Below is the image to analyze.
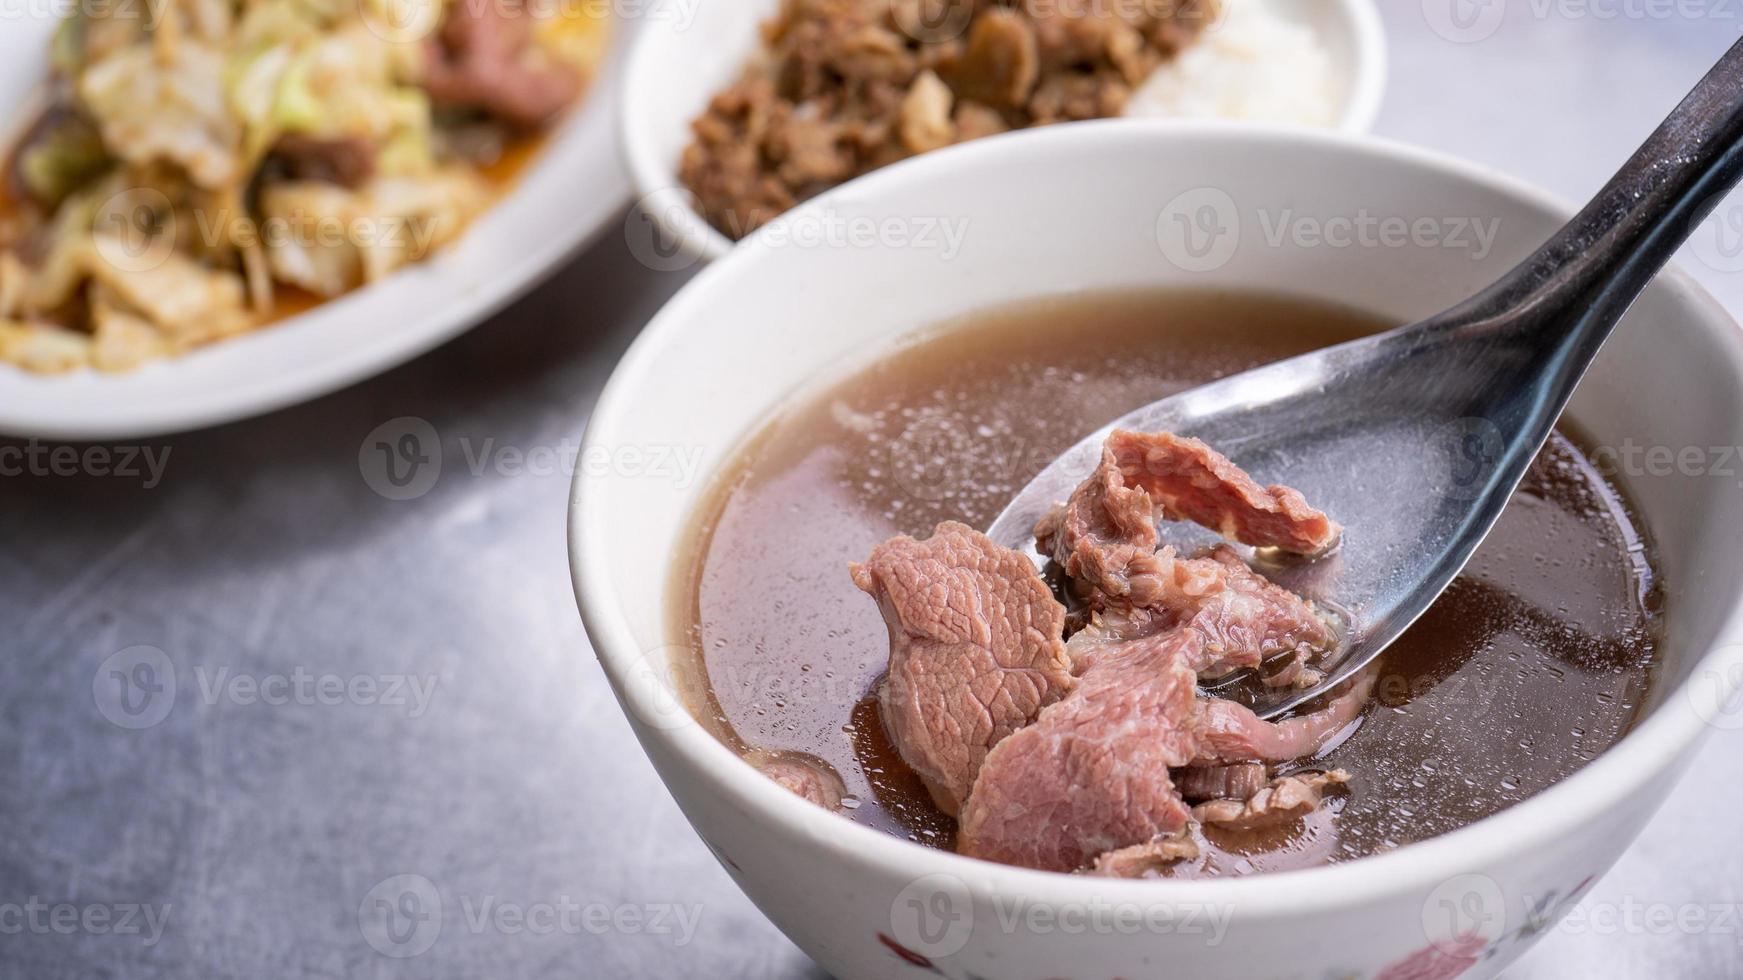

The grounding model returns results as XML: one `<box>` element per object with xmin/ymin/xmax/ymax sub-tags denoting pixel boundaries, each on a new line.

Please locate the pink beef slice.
<box><xmin>1193</xmin><ymin>668</ymin><xmax>1377</xmax><ymax>765</ymax></box>
<box><xmin>957</xmin><ymin>629</ymin><xmax>1202</xmax><ymax>873</ymax></box>
<box><xmin>850</xmin><ymin>521</ymin><xmax>1075</xmax><ymax>816</ymax></box>
<box><xmin>1106</xmin><ymin>429</ymin><xmax>1341</xmax><ymax>555</ymax></box>
<box><xmin>1193</xmin><ymin>770</ymin><xmax>1349</xmax><ymax>832</ymax></box>
<box><xmin>1058</xmin><ymin>544</ymin><xmax>1331</xmax><ymax>681</ymax></box>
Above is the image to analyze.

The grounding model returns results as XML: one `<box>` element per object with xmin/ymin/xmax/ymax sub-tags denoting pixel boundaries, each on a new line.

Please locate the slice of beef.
<box><xmin>851</xmin><ymin>521</ymin><xmax>1074</xmax><ymax>816</ymax></box>
<box><xmin>1193</xmin><ymin>669</ymin><xmax>1376</xmax><ymax>765</ymax></box>
<box><xmin>423</xmin><ymin>0</ymin><xmax>582</xmax><ymax>129</ymax></box>
<box><xmin>745</xmin><ymin>749</ymin><xmax>846</xmax><ymax>811</ymax></box>
<box><xmin>1193</xmin><ymin>769</ymin><xmax>1349</xmax><ymax>832</ymax></box>
<box><xmin>1184</xmin><ymin>546</ymin><xmax>1333</xmax><ymax>683</ymax></box>
<box><xmin>1055</xmin><ymin>543</ymin><xmax>1331</xmax><ymax>682</ymax></box>
<box><xmin>1090</xmin><ymin>827</ymin><xmax>1200</xmax><ymax>877</ymax></box>
<box><xmin>1034</xmin><ymin>443</ymin><xmax>1168</xmax><ymax>604</ymax></box>
<box><xmin>1106</xmin><ymin>429</ymin><xmax>1341</xmax><ymax>555</ymax></box>
<box><xmin>1175</xmin><ymin>761</ymin><xmax>1269</xmax><ymax>803</ymax></box>
<box><xmin>957</xmin><ymin>629</ymin><xmax>1200</xmax><ymax>872</ymax></box>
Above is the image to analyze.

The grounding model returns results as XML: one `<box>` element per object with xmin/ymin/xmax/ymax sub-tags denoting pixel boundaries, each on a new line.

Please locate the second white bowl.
<box><xmin>620</xmin><ymin>0</ymin><xmax>1389</xmax><ymax>264</ymax></box>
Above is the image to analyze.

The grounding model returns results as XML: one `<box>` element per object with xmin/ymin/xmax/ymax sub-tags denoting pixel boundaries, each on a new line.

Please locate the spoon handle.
<box><xmin>1440</xmin><ymin>35</ymin><xmax>1743</xmax><ymax>373</ymax></box>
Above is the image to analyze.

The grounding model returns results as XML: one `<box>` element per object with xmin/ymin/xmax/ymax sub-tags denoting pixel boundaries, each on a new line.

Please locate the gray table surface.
<box><xmin>5</xmin><ymin>6</ymin><xmax>1742</xmax><ymax>979</ymax></box>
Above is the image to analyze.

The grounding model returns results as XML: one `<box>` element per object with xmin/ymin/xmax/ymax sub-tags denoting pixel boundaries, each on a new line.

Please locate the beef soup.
<box><xmin>670</xmin><ymin>289</ymin><xmax>1663</xmax><ymax>877</ymax></box>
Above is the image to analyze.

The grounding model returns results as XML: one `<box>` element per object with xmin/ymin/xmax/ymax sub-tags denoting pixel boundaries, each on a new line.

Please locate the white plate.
<box><xmin>0</xmin><ymin>18</ymin><xmax>633</xmax><ymax>441</ymax></box>
<box><xmin>620</xmin><ymin>0</ymin><xmax>1388</xmax><ymax>265</ymax></box>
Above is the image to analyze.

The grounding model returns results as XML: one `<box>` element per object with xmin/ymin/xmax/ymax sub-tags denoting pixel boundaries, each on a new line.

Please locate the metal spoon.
<box><xmin>988</xmin><ymin>37</ymin><xmax>1743</xmax><ymax>720</ymax></box>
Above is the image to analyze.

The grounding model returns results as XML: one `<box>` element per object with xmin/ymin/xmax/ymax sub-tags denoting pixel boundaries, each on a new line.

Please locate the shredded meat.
<box><xmin>1194</xmin><ymin>769</ymin><xmax>1350</xmax><ymax>832</ymax></box>
<box><xmin>851</xmin><ymin>521</ymin><xmax>1074</xmax><ymax>816</ymax></box>
<box><xmin>680</xmin><ymin>0</ymin><xmax>1219</xmax><ymax>238</ymax></box>
<box><xmin>1175</xmin><ymin>761</ymin><xmax>1269</xmax><ymax>803</ymax></box>
<box><xmin>1091</xmin><ymin>827</ymin><xmax>1201</xmax><ymax>877</ymax></box>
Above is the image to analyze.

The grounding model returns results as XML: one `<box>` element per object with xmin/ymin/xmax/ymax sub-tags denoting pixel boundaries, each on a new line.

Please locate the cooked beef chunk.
<box><xmin>851</xmin><ymin>521</ymin><xmax>1074</xmax><ymax>816</ymax></box>
<box><xmin>746</xmin><ymin>750</ymin><xmax>847</xmax><ymax>810</ymax></box>
<box><xmin>679</xmin><ymin>0</ymin><xmax>1219</xmax><ymax>238</ymax></box>
<box><xmin>1034</xmin><ymin>443</ymin><xmax>1174</xmax><ymax>605</ymax></box>
<box><xmin>423</xmin><ymin>0</ymin><xmax>582</xmax><ymax>129</ymax></box>
<box><xmin>1039</xmin><ymin>436</ymin><xmax>1333</xmax><ymax>681</ymax></box>
<box><xmin>1175</xmin><ymin>761</ymin><xmax>1269</xmax><ymax>803</ymax></box>
<box><xmin>1184</xmin><ymin>546</ymin><xmax>1333</xmax><ymax>683</ymax></box>
<box><xmin>1105</xmin><ymin>429</ymin><xmax>1342</xmax><ymax>555</ymax></box>
<box><xmin>1192</xmin><ymin>670</ymin><xmax>1376</xmax><ymax>765</ymax></box>
<box><xmin>958</xmin><ymin>629</ymin><xmax>1201</xmax><ymax>872</ymax></box>
<box><xmin>1193</xmin><ymin>769</ymin><xmax>1349</xmax><ymax>832</ymax></box>
<box><xmin>1090</xmin><ymin>827</ymin><xmax>1201</xmax><ymax>878</ymax></box>
<box><xmin>851</xmin><ymin>428</ymin><xmax>1367</xmax><ymax>874</ymax></box>
<box><xmin>267</xmin><ymin>134</ymin><xmax>375</xmax><ymax>189</ymax></box>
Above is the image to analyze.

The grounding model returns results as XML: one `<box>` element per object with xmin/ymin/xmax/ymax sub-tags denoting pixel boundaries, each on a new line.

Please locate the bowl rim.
<box><xmin>573</xmin><ymin>121</ymin><xmax>1743</xmax><ymax>916</ymax></box>
<box><xmin>618</xmin><ymin>0</ymin><xmax>1391</xmax><ymax>263</ymax></box>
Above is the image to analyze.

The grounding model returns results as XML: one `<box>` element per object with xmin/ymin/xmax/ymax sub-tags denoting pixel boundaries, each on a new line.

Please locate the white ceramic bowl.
<box><xmin>572</xmin><ymin>124</ymin><xmax>1743</xmax><ymax>979</ymax></box>
<box><xmin>0</xmin><ymin>18</ymin><xmax>633</xmax><ymax>440</ymax></box>
<box><xmin>619</xmin><ymin>0</ymin><xmax>1387</xmax><ymax>264</ymax></box>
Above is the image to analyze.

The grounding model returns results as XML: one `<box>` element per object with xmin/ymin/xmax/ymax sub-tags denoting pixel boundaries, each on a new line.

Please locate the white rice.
<box><xmin>1124</xmin><ymin>0</ymin><xmax>1339</xmax><ymax>127</ymax></box>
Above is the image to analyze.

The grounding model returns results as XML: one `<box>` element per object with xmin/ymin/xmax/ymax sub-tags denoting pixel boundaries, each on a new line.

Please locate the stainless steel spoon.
<box><xmin>988</xmin><ymin>37</ymin><xmax>1743</xmax><ymax>720</ymax></box>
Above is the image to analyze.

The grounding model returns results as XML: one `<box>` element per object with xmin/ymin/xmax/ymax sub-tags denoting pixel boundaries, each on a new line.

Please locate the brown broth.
<box><xmin>671</xmin><ymin>289</ymin><xmax>1663</xmax><ymax>874</ymax></box>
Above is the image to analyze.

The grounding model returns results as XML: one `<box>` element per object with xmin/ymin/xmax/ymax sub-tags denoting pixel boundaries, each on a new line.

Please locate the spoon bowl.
<box><xmin>990</xmin><ymin>37</ymin><xmax>1743</xmax><ymax>718</ymax></box>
